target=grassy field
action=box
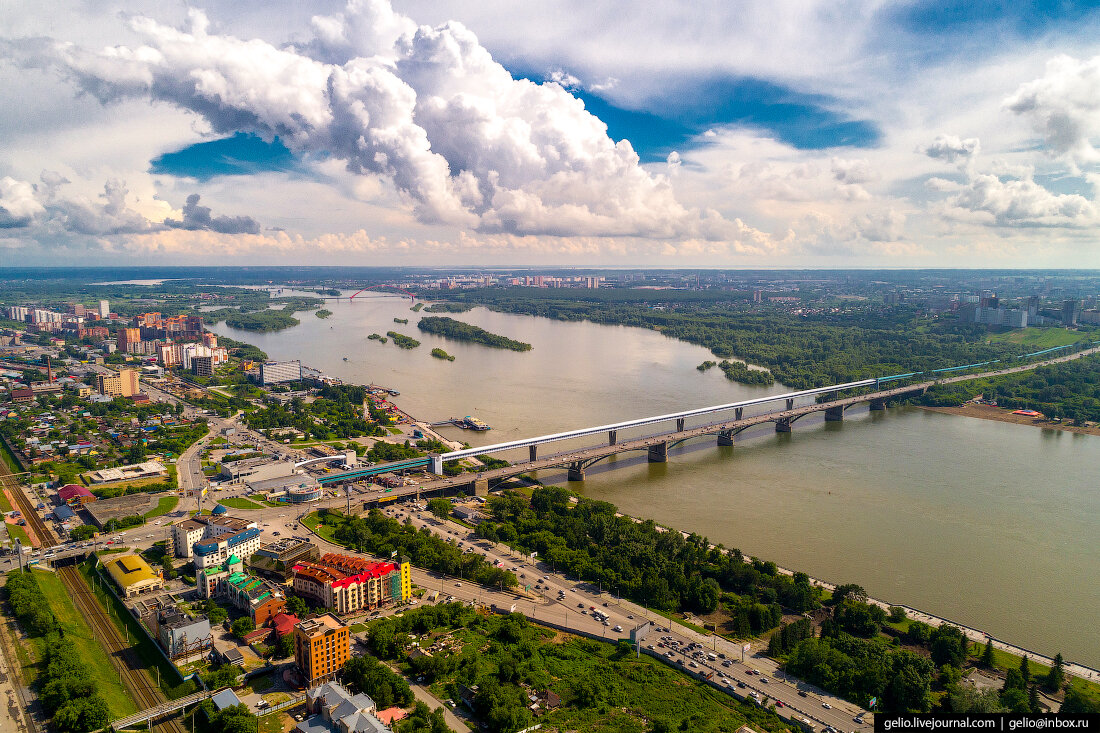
[301,511,341,544]
[33,569,138,719]
[0,490,13,512]
[76,559,198,699]
[988,328,1087,348]
[6,522,31,547]
[144,495,179,519]
[218,497,265,510]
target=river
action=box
[209,293,1100,667]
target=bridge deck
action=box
[346,381,930,500]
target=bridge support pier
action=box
[608,430,617,446]
[567,462,586,481]
[430,454,443,475]
[473,479,490,497]
[648,442,668,463]
[775,417,792,433]
[717,432,735,447]
[676,418,685,432]
[735,407,743,420]
[529,445,538,462]
[785,398,795,411]
[824,406,845,422]
[869,398,887,411]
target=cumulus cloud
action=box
[931,171,1096,227]
[1005,54,1100,166]
[164,194,261,234]
[830,157,877,185]
[50,179,160,235]
[20,1,766,246]
[0,176,45,228]
[922,134,981,164]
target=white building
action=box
[99,300,110,318]
[260,360,303,385]
[171,514,258,558]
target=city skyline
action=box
[3,1,1100,267]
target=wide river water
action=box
[211,293,1100,667]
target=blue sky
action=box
[1,0,1100,266]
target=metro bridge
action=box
[316,374,926,488]
[315,342,1100,493]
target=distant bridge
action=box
[317,342,1100,492]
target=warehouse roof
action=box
[104,554,160,589]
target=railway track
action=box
[1,460,186,732]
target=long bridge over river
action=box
[318,343,1100,499]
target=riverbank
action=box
[920,402,1100,437]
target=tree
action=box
[231,617,255,638]
[204,600,228,625]
[930,625,967,668]
[277,633,295,659]
[1046,653,1066,692]
[427,498,452,520]
[981,638,995,667]
[1028,684,1041,714]
[213,704,258,733]
[831,583,867,605]
[1062,686,1100,714]
[285,595,308,617]
[883,650,934,713]
[1019,655,1031,684]
[888,606,907,623]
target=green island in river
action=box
[417,315,532,351]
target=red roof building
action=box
[291,554,410,615]
[57,483,96,505]
[270,612,300,637]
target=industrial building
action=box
[104,554,164,598]
[153,606,212,661]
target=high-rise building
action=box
[117,327,142,352]
[1062,300,1080,326]
[96,368,140,397]
[294,614,350,687]
[99,300,110,318]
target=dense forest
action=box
[417,316,532,351]
[319,508,517,589]
[429,290,1091,389]
[476,488,818,625]
[920,354,1100,422]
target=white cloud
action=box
[1005,54,1100,166]
[15,1,768,246]
[921,134,981,164]
[0,176,45,228]
[933,171,1095,227]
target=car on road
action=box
[737,681,747,688]
[854,717,864,724]
[822,703,832,709]
[578,603,585,609]
[613,625,622,632]
[798,691,808,697]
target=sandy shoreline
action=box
[919,402,1100,437]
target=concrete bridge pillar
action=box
[567,462,586,481]
[717,431,734,447]
[430,454,443,475]
[735,407,743,420]
[869,398,887,411]
[785,398,795,411]
[473,478,490,497]
[775,417,792,433]
[648,442,668,463]
[529,445,538,462]
[608,430,617,446]
[676,418,685,432]
[824,406,845,422]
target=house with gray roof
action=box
[297,682,392,733]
